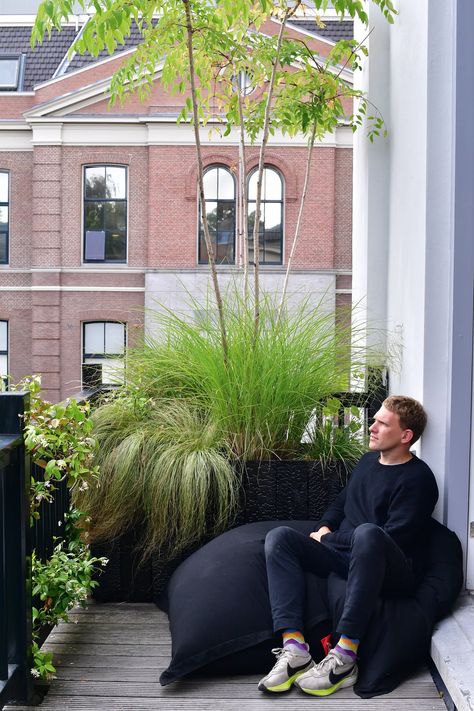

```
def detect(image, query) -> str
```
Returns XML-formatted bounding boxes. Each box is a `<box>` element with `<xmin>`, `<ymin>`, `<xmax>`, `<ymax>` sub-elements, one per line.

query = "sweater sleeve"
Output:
<box><xmin>315</xmin><ymin>486</ymin><xmax>347</xmax><ymax>532</ymax></box>
<box><xmin>382</xmin><ymin>469</ymin><xmax>438</xmax><ymax>552</ymax></box>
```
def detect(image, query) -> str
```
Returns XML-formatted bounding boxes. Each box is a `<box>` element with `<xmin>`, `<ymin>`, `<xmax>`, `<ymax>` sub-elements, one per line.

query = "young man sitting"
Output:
<box><xmin>258</xmin><ymin>395</ymin><xmax>438</xmax><ymax>696</ymax></box>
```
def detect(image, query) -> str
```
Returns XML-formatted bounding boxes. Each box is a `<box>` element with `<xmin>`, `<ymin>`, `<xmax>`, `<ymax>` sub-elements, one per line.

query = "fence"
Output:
<box><xmin>0</xmin><ymin>387</ymin><xmax>104</xmax><ymax>708</ymax></box>
<box><xmin>0</xmin><ymin>393</ymin><xmax>33</xmax><ymax>708</ymax></box>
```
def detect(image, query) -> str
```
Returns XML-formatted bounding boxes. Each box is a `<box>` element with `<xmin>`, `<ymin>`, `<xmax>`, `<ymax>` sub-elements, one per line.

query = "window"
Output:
<box><xmin>82</xmin><ymin>321</ymin><xmax>126</xmax><ymax>388</ymax></box>
<box><xmin>0</xmin><ymin>56</ymin><xmax>20</xmax><ymax>90</ymax></box>
<box><xmin>248</xmin><ymin>167</ymin><xmax>283</xmax><ymax>264</ymax></box>
<box><xmin>199</xmin><ymin>166</ymin><xmax>236</xmax><ymax>264</ymax></box>
<box><xmin>0</xmin><ymin>320</ymin><xmax>7</xmax><ymax>389</ymax></box>
<box><xmin>84</xmin><ymin>165</ymin><xmax>127</xmax><ymax>262</ymax></box>
<box><xmin>0</xmin><ymin>171</ymin><xmax>9</xmax><ymax>264</ymax></box>
<box><xmin>232</xmin><ymin>70</ymin><xmax>254</xmax><ymax>97</ymax></box>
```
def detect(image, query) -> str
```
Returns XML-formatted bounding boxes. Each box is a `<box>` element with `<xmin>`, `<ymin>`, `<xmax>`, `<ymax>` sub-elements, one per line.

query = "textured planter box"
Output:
<box><xmin>92</xmin><ymin>459</ymin><xmax>347</xmax><ymax>603</ymax></box>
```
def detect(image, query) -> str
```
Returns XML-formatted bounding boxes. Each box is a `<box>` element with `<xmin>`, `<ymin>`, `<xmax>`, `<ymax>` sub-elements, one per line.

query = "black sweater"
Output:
<box><xmin>317</xmin><ymin>451</ymin><xmax>439</xmax><ymax>558</ymax></box>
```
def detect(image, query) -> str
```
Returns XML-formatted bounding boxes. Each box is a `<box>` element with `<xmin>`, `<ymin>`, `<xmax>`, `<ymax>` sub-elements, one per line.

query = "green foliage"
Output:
<box><xmin>77</xmin><ymin>396</ymin><xmax>237</xmax><ymax>558</ymax></box>
<box><xmin>31</xmin><ymin>512</ymin><xmax>107</xmax><ymax>679</ymax></box>
<box><xmin>304</xmin><ymin>398</ymin><xmax>368</xmax><ymax>470</ymax></box>
<box><xmin>11</xmin><ymin>376</ymin><xmax>106</xmax><ymax>680</ymax></box>
<box><xmin>31</xmin><ymin>0</ymin><xmax>394</xmax><ymax>144</ymax></box>
<box><xmin>76</xmin><ymin>292</ymin><xmax>378</xmax><ymax>556</ymax></box>
<box><xmin>11</xmin><ymin>375</ymin><xmax>99</xmax><ymax>522</ymax></box>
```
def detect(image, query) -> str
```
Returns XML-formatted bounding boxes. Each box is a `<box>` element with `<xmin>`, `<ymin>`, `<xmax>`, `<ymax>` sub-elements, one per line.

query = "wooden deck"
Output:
<box><xmin>8</xmin><ymin>602</ymin><xmax>447</xmax><ymax>711</ymax></box>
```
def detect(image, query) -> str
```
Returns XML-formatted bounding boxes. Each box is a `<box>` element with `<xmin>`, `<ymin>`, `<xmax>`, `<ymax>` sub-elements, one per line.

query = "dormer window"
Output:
<box><xmin>0</xmin><ymin>56</ymin><xmax>21</xmax><ymax>91</ymax></box>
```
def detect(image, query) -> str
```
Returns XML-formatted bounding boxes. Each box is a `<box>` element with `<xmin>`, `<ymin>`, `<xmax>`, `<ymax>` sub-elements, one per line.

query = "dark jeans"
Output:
<box><xmin>264</xmin><ymin>523</ymin><xmax>416</xmax><ymax>640</ymax></box>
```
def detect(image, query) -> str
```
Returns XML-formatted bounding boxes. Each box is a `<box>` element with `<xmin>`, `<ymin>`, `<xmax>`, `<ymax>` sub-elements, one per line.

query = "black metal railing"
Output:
<box><xmin>317</xmin><ymin>367</ymin><xmax>389</xmax><ymax>430</ymax></box>
<box><xmin>0</xmin><ymin>388</ymin><xmax>102</xmax><ymax>709</ymax></box>
<box><xmin>32</xmin><ymin>466</ymin><xmax>69</xmax><ymax>564</ymax></box>
<box><xmin>0</xmin><ymin>392</ymin><xmax>33</xmax><ymax>709</ymax></box>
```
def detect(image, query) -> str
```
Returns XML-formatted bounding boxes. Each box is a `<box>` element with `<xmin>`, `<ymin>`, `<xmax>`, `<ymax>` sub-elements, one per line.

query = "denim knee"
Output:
<box><xmin>351</xmin><ymin>522</ymin><xmax>385</xmax><ymax>551</ymax></box>
<box><xmin>265</xmin><ymin>526</ymin><xmax>297</xmax><ymax>558</ymax></box>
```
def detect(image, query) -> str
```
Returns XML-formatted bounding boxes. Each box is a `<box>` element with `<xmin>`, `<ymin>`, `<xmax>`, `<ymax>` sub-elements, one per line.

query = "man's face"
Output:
<box><xmin>368</xmin><ymin>405</ymin><xmax>412</xmax><ymax>454</ymax></box>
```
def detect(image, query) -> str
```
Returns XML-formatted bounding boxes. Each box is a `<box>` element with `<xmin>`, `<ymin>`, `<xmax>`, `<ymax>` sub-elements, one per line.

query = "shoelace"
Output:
<box><xmin>316</xmin><ymin>649</ymin><xmax>345</xmax><ymax>671</ymax></box>
<box><xmin>270</xmin><ymin>647</ymin><xmax>309</xmax><ymax>671</ymax></box>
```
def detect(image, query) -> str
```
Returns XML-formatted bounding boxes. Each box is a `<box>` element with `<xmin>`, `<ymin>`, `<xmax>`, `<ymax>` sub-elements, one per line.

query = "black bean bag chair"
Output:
<box><xmin>158</xmin><ymin>518</ymin><xmax>463</xmax><ymax>697</ymax></box>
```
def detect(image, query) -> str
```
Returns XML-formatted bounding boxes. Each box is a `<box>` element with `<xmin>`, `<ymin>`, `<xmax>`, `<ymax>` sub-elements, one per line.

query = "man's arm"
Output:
<box><xmin>311</xmin><ymin>486</ymin><xmax>347</xmax><ymax>535</ymax></box>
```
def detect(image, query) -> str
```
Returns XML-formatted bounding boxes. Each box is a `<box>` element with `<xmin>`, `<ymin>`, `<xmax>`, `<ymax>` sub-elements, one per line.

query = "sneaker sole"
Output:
<box><xmin>258</xmin><ymin>667</ymin><xmax>313</xmax><ymax>693</ymax></box>
<box><xmin>296</xmin><ymin>672</ymin><xmax>358</xmax><ymax>697</ymax></box>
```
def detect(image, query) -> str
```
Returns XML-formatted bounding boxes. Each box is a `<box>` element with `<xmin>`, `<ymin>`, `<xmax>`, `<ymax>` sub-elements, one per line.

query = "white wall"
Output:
<box><xmin>352</xmin><ymin>0</ymin><xmax>473</xmax><ymax>563</ymax></box>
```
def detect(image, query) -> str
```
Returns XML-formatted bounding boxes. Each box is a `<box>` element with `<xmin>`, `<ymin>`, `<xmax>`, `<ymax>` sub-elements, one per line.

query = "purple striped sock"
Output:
<box><xmin>335</xmin><ymin>635</ymin><xmax>359</xmax><ymax>661</ymax></box>
<box><xmin>282</xmin><ymin>630</ymin><xmax>308</xmax><ymax>653</ymax></box>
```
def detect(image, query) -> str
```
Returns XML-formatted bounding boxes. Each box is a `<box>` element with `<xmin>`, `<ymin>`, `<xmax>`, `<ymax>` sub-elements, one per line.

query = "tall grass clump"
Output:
<box><xmin>77</xmin><ymin>292</ymin><xmax>379</xmax><ymax>558</ymax></box>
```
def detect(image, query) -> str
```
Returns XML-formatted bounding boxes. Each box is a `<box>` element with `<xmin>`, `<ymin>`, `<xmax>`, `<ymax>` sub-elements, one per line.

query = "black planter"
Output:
<box><xmin>92</xmin><ymin>459</ymin><xmax>347</xmax><ymax>603</ymax></box>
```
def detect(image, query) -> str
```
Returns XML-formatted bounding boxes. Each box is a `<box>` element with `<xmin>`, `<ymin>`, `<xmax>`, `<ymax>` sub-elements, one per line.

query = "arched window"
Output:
<box><xmin>199</xmin><ymin>165</ymin><xmax>236</xmax><ymax>264</ymax></box>
<box><xmin>82</xmin><ymin>321</ymin><xmax>126</xmax><ymax>388</ymax></box>
<box><xmin>248</xmin><ymin>167</ymin><xmax>283</xmax><ymax>264</ymax></box>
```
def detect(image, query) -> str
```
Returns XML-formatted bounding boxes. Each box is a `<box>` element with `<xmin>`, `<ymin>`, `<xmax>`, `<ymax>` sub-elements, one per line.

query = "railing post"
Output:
<box><xmin>0</xmin><ymin>392</ymin><xmax>34</xmax><ymax>707</ymax></box>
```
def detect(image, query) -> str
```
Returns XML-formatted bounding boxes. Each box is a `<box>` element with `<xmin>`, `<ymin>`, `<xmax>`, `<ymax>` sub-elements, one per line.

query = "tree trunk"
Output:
<box><xmin>238</xmin><ymin>90</ymin><xmax>249</xmax><ymax>302</ymax></box>
<box><xmin>252</xmin><ymin>8</ymin><xmax>293</xmax><ymax>340</ymax></box>
<box><xmin>278</xmin><ymin>123</ymin><xmax>317</xmax><ymax>319</ymax></box>
<box><xmin>182</xmin><ymin>0</ymin><xmax>228</xmax><ymax>364</ymax></box>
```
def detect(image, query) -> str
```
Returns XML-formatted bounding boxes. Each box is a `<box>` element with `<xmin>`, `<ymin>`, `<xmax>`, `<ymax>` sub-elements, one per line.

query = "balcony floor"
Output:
<box><xmin>8</xmin><ymin>601</ymin><xmax>447</xmax><ymax>711</ymax></box>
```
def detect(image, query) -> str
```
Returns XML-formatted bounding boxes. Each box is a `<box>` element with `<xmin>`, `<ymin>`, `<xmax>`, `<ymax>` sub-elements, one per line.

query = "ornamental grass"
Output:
<box><xmin>76</xmin><ymin>292</ymin><xmax>379</xmax><ymax>558</ymax></box>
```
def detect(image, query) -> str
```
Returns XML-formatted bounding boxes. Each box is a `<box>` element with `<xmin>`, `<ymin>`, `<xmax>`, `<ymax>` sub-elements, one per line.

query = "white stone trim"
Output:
<box><xmin>24</xmin><ymin>121</ymin><xmax>353</xmax><ymax>147</ymax></box>
<box><xmin>31</xmin><ymin>123</ymin><xmax>63</xmax><ymax>145</ymax></box>
<box><xmin>0</xmin><ymin>129</ymin><xmax>32</xmax><ymax>150</ymax></box>
<box><xmin>431</xmin><ymin>594</ymin><xmax>474</xmax><ymax>711</ymax></box>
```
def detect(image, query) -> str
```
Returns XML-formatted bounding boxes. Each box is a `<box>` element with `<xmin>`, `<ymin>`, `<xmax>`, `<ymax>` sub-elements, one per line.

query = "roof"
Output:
<box><xmin>0</xmin><ymin>18</ymin><xmax>352</xmax><ymax>92</ymax></box>
<box><xmin>65</xmin><ymin>22</ymin><xmax>146</xmax><ymax>74</ymax></box>
<box><xmin>0</xmin><ymin>25</ymin><xmax>81</xmax><ymax>90</ymax></box>
<box><xmin>287</xmin><ymin>19</ymin><xmax>354</xmax><ymax>42</ymax></box>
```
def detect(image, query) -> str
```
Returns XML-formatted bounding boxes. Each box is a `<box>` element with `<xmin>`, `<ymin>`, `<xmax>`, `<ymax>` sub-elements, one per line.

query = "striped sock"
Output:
<box><xmin>282</xmin><ymin>629</ymin><xmax>308</xmax><ymax>653</ymax></box>
<box><xmin>335</xmin><ymin>635</ymin><xmax>359</xmax><ymax>661</ymax></box>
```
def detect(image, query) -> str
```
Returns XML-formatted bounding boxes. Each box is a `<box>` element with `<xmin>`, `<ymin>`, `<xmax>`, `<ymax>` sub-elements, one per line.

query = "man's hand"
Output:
<box><xmin>310</xmin><ymin>526</ymin><xmax>331</xmax><ymax>542</ymax></box>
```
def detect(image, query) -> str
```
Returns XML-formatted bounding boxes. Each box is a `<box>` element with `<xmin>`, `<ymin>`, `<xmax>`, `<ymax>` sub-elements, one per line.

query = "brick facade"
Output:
<box><xmin>0</xmin><ymin>25</ymin><xmax>353</xmax><ymax>402</ymax></box>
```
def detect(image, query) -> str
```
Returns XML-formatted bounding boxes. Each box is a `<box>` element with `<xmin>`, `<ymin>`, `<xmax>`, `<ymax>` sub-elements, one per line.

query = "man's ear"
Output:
<box><xmin>401</xmin><ymin>429</ymin><xmax>414</xmax><ymax>445</ymax></box>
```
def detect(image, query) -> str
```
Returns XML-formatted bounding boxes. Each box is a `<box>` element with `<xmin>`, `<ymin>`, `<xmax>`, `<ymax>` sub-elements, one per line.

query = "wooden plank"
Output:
<box><xmin>45</xmin><ymin>679</ymin><xmax>443</xmax><ymax>699</ymax></box>
<box><xmin>56</xmin><ymin>615</ymin><xmax>169</xmax><ymax>625</ymax></box>
<box><xmin>53</xmin><ymin>666</ymin><xmax>433</xmax><ymax>686</ymax></box>
<box><xmin>5</xmin><ymin>697</ymin><xmax>447</xmax><ymax>710</ymax></box>
<box><xmin>70</xmin><ymin>603</ymin><xmax>159</xmax><ymax>612</ymax></box>
<box><xmin>66</xmin><ymin>610</ymin><xmax>167</xmax><ymax>621</ymax></box>
<box><xmin>47</xmin><ymin>629</ymin><xmax>171</xmax><ymax>649</ymax></box>
<box><xmin>7</xmin><ymin>602</ymin><xmax>442</xmax><ymax>711</ymax></box>
<box><xmin>42</xmin><ymin>642</ymin><xmax>171</xmax><ymax>656</ymax></box>
<box><xmin>42</xmin><ymin>653</ymin><xmax>170</xmax><ymax>669</ymax></box>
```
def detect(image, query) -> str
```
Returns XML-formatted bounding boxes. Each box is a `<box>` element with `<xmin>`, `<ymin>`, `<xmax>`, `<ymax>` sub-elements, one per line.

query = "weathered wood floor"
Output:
<box><xmin>9</xmin><ymin>602</ymin><xmax>446</xmax><ymax>711</ymax></box>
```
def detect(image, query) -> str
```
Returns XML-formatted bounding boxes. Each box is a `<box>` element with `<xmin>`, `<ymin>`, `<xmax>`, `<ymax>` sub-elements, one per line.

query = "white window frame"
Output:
<box><xmin>0</xmin><ymin>320</ymin><xmax>8</xmax><ymax>390</ymax></box>
<box><xmin>0</xmin><ymin>170</ymin><xmax>9</xmax><ymax>265</ymax></box>
<box><xmin>82</xmin><ymin>165</ymin><xmax>129</xmax><ymax>265</ymax></box>
<box><xmin>81</xmin><ymin>321</ymin><xmax>126</xmax><ymax>389</ymax></box>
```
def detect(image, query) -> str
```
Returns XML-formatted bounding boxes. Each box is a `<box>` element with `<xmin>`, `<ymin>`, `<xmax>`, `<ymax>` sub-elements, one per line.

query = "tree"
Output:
<box><xmin>32</xmin><ymin>0</ymin><xmax>396</xmax><ymax>355</ymax></box>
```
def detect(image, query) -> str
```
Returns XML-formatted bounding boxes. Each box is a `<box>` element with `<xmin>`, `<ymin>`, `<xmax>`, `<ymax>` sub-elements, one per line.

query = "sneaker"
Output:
<box><xmin>258</xmin><ymin>646</ymin><xmax>314</xmax><ymax>693</ymax></box>
<box><xmin>294</xmin><ymin>648</ymin><xmax>358</xmax><ymax>696</ymax></box>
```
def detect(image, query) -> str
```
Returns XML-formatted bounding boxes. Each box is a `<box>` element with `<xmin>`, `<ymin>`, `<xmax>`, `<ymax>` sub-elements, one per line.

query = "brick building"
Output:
<box><xmin>0</xmin><ymin>14</ymin><xmax>354</xmax><ymax>401</ymax></box>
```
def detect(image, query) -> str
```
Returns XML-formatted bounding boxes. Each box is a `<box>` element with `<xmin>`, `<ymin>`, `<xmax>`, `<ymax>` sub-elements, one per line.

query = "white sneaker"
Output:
<box><xmin>294</xmin><ymin>648</ymin><xmax>358</xmax><ymax>696</ymax></box>
<box><xmin>258</xmin><ymin>645</ymin><xmax>314</xmax><ymax>693</ymax></box>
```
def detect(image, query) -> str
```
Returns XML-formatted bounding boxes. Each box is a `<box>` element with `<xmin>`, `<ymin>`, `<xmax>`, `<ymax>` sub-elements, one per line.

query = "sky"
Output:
<box><xmin>0</xmin><ymin>0</ymin><xmax>82</xmax><ymax>12</ymax></box>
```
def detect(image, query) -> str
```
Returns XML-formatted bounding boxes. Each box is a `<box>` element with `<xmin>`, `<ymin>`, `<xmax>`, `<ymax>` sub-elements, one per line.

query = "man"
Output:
<box><xmin>258</xmin><ymin>395</ymin><xmax>438</xmax><ymax>697</ymax></box>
